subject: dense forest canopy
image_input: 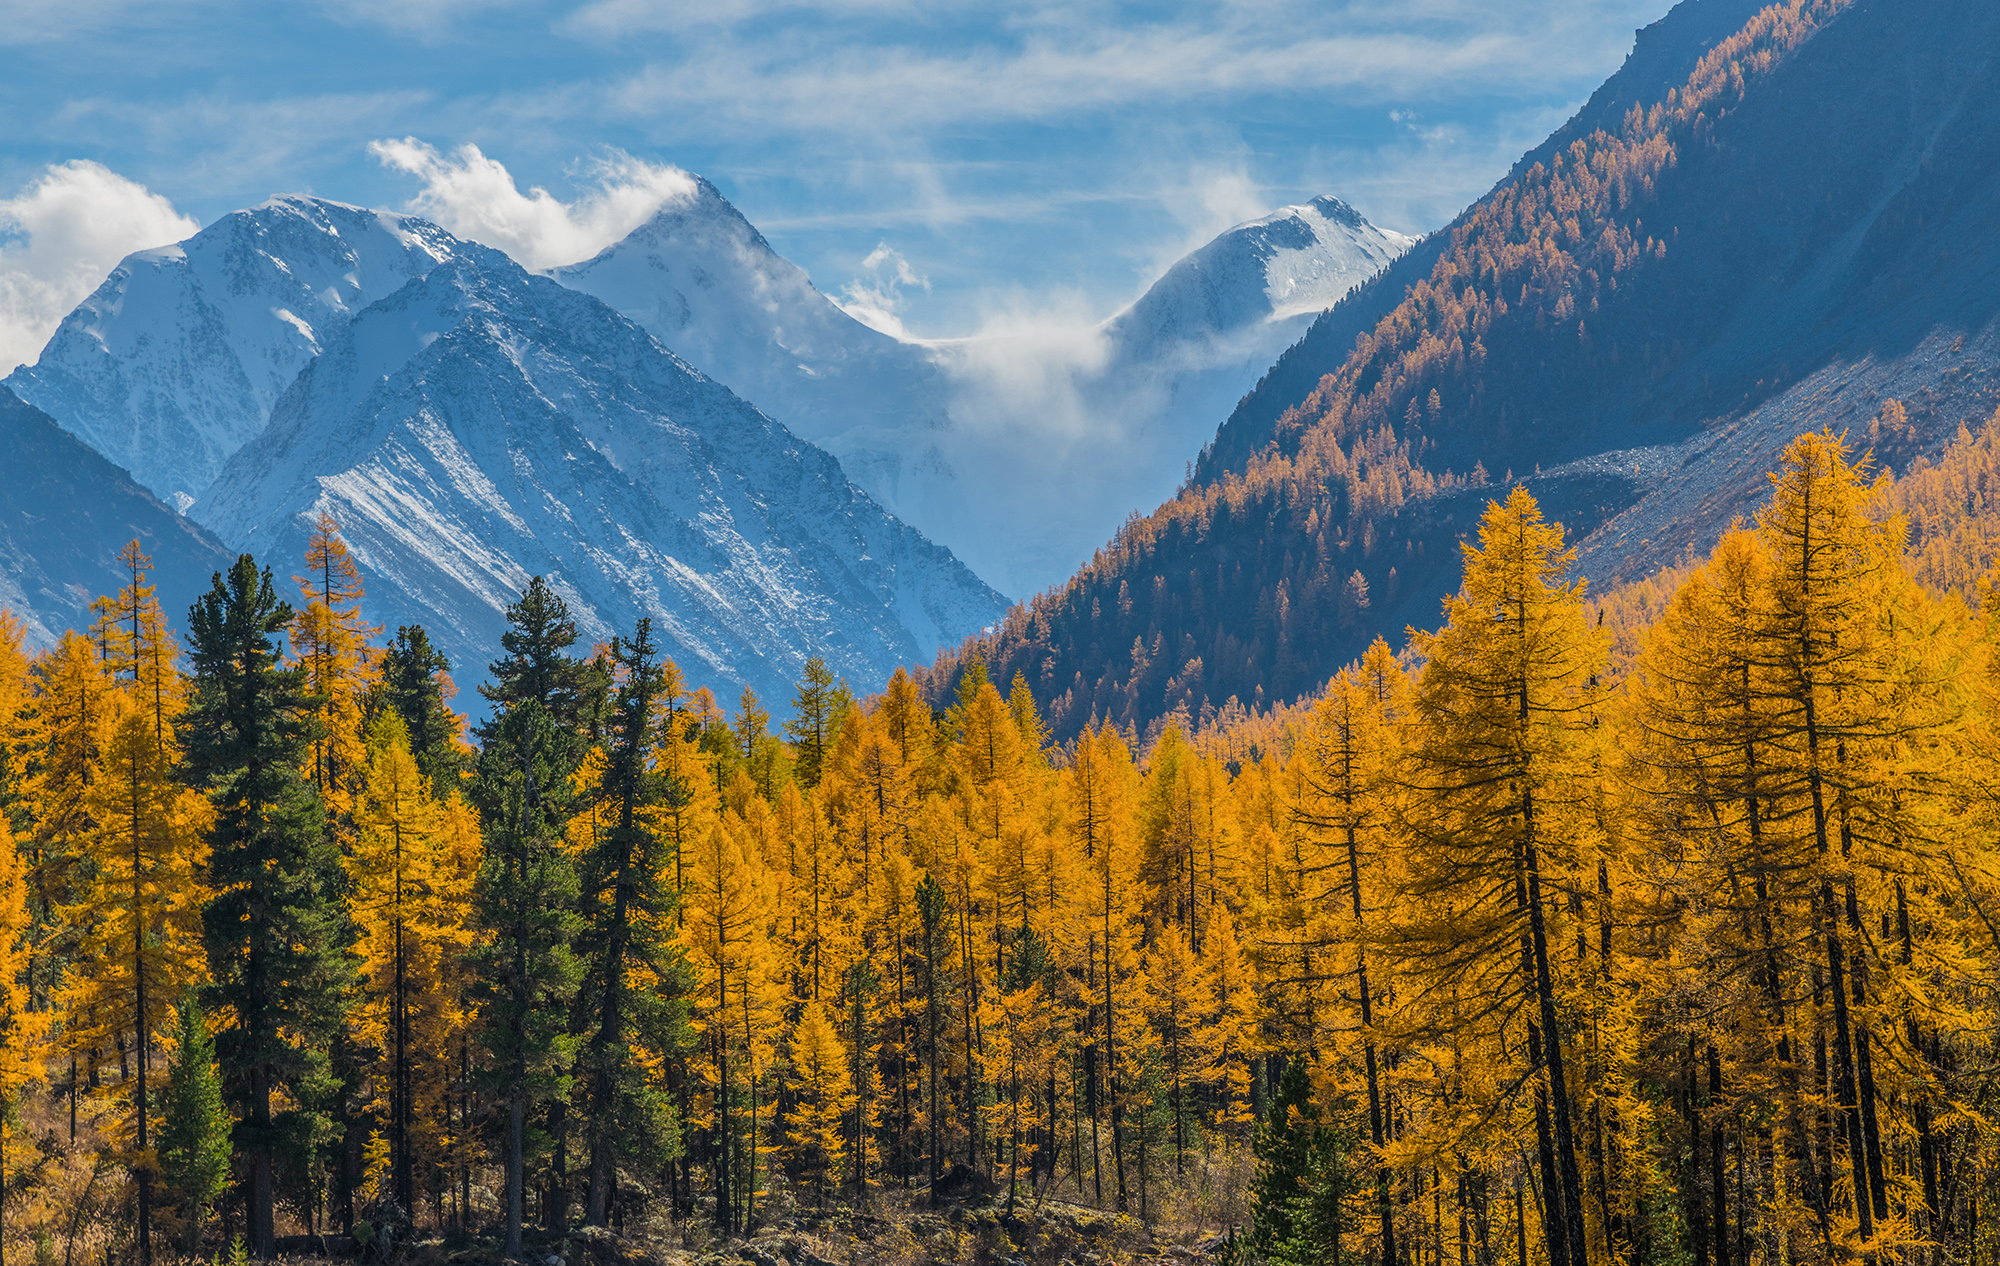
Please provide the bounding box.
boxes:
[1,416,1999,1266]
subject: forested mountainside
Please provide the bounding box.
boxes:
[0,388,229,646]
[1197,0,1770,481]
[929,0,2000,740]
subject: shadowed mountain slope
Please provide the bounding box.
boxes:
[1198,0,1772,482]
[0,387,232,646]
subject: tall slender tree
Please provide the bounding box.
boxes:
[578,620,693,1227]
[58,548,210,1266]
[184,555,354,1257]
[0,815,49,1266]
[471,701,584,1262]
[291,513,379,812]
[1397,488,1603,1266]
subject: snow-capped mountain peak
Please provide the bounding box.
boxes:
[4,196,458,508]
[1108,196,1418,349]
[556,180,1416,599]
[1260,196,1420,320]
[552,175,947,451]
[193,244,1008,704]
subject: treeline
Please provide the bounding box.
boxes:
[2,429,1999,1266]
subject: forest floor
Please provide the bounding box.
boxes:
[8,1090,1245,1266]
[378,1187,1230,1266]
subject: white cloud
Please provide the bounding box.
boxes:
[931,290,1114,446]
[834,243,929,339]
[0,161,199,375]
[566,0,935,37]
[318,0,529,37]
[0,0,215,45]
[604,3,1648,140]
[370,138,699,270]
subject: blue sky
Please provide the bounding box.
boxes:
[0,0,1671,368]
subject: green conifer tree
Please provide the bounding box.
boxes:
[579,619,693,1227]
[471,701,585,1262]
[158,998,231,1253]
[1249,1059,1356,1262]
[183,555,354,1258]
[478,577,605,743]
[374,626,466,796]
[783,656,849,790]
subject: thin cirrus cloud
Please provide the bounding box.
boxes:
[598,3,1641,135]
[53,89,439,194]
[370,138,700,271]
[0,160,200,376]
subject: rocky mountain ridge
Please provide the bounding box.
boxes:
[194,244,1009,706]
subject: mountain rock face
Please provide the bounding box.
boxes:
[555,183,1411,598]
[552,175,956,507]
[194,247,1009,706]
[0,387,232,647]
[931,0,2000,741]
[5,198,457,509]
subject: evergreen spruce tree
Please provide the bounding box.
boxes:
[158,997,231,1253]
[471,700,584,1261]
[375,626,467,796]
[474,576,607,1243]
[1249,1060,1316,1259]
[579,619,693,1226]
[1273,1119,1354,1266]
[783,656,848,790]
[479,576,604,742]
[183,555,354,1257]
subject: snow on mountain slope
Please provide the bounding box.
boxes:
[1116,197,1418,338]
[550,177,957,531]
[193,246,1009,705]
[5,197,457,509]
[902,196,1415,598]
[0,386,232,649]
[556,186,1412,598]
